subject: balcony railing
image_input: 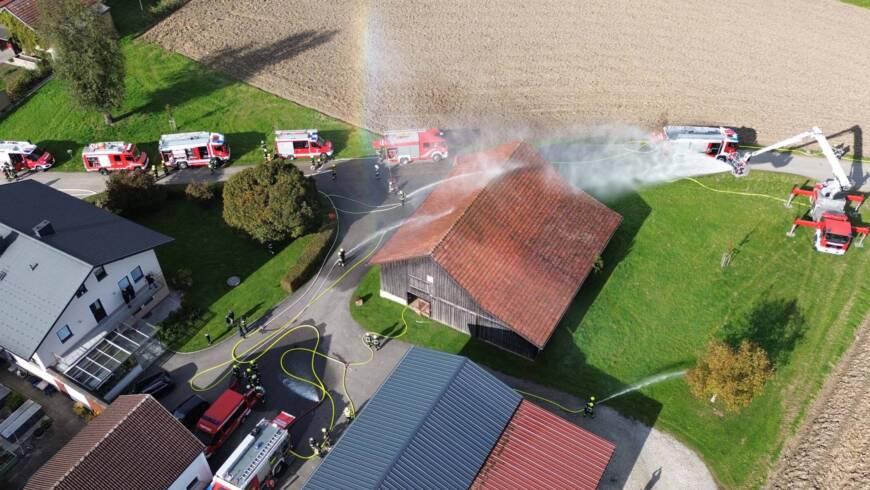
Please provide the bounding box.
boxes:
[55,277,167,394]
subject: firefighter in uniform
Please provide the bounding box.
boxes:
[331,163,337,181]
[338,248,346,267]
[584,396,596,417]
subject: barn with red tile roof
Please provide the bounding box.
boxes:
[370,141,621,358]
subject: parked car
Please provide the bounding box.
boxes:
[130,370,174,398]
[172,394,209,430]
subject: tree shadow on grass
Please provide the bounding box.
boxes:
[130,30,337,120]
[37,140,80,168]
[719,297,807,367]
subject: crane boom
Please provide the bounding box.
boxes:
[738,127,852,191]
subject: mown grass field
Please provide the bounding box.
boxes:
[0,0,374,172]
[351,171,870,488]
[136,197,315,352]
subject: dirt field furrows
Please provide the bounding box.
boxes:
[766,319,870,489]
[144,0,870,144]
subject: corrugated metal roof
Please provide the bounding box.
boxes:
[471,400,616,490]
[371,141,622,348]
[25,395,205,490]
[303,347,522,490]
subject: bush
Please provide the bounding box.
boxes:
[280,222,336,293]
[4,391,24,411]
[223,160,321,244]
[5,61,51,102]
[168,268,193,291]
[686,339,772,413]
[148,0,189,18]
[157,300,203,346]
[72,402,95,422]
[185,181,215,202]
[101,170,166,215]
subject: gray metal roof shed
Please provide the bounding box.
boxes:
[303,347,522,490]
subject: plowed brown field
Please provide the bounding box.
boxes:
[766,318,870,489]
[144,0,870,143]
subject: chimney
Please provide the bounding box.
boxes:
[33,220,54,238]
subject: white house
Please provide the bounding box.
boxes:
[0,180,172,413]
[25,394,213,490]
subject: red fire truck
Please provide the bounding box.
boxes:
[0,140,54,173]
[274,129,333,161]
[158,132,230,170]
[210,412,297,490]
[195,387,264,458]
[657,126,740,161]
[81,141,149,174]
[372,128,449,165]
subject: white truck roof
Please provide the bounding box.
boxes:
[664,126,737,142]
[159,132,223,151]
[213,416,290,489]
[0,140,37,154]
[83,141,131,155]
[275,129,319,141]
[382,129,426,145]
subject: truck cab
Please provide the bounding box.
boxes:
[0,141,54,172]
[195,388,263,458]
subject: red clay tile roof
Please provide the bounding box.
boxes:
[371,141,622,348]
[472,400,616,490]
[25,394,205,490]
[1,0,101,29]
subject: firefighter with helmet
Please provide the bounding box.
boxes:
[584,396,596,417]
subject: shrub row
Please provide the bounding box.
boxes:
[148,0,190,18]
[6,62,51,102]
[280,222,337,293]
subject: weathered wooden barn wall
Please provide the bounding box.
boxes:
[379,258,539,358]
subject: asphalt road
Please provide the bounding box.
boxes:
[4,149,868,197]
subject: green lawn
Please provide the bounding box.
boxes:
[351,171,870,488]
[136,197,316,352]
[842,0,870,8]
[0,0,374,171]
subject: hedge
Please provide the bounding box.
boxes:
[280,221,337,293]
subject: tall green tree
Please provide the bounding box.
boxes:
[223,161,321,244]
[38,0,125,124]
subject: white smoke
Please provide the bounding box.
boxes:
[452,123,734,198]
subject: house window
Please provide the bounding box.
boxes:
[94,266,107,281]
[57,325,73,344]
[75,284,88,298]
[131,266,144,283]
[89,299,107,323]
[186,477,200,490]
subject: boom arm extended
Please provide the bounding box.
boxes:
[740,127,852,191]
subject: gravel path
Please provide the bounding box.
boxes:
[144,0,870,144]
[766,318,870,489]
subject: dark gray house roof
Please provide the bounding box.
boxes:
[0,181,172,359]
[0,181,172,266]
[303,347,522,490]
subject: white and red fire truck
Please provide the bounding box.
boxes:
[81,141,149,174]
[0,140,54,172]
[372,128,449,165]
[730,126,868,255]
[274,129,333,161]
[158,132,230,170]
[210,412,297,490]
[657,126,740,162]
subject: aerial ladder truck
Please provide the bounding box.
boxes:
[730,127,867,254]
